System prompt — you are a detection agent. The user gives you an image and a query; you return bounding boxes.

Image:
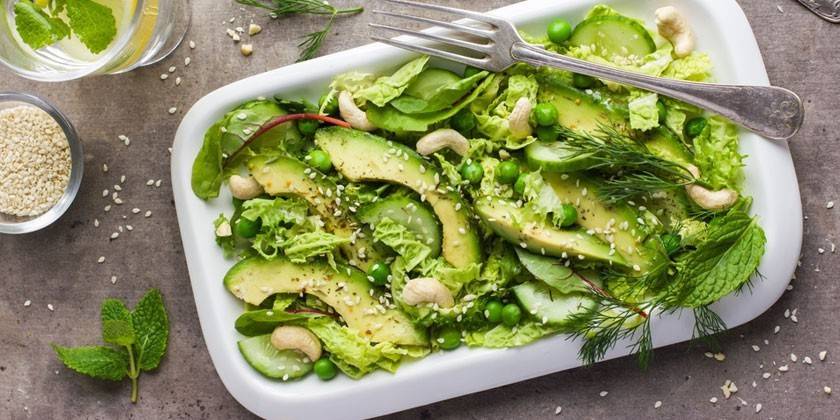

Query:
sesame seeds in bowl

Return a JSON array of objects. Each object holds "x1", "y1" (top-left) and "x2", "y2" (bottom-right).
[{"x1": 0, "y1": 93, "x2": 83, "y2": 234}]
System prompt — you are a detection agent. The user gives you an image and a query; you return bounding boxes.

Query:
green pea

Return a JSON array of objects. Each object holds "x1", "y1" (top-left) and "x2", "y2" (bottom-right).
[
  {"x1": 307, "y1": 149, "x2": 332, "y2": 173},
  {"x1": 464, "y1": 66, "x2": 483, "y2": 78},
  {"x1": 661, "y1": 233, "x2": 682, "y2": 256},
  {"x1": 547, "y1": 19, "x2": 573, "y2": 43},
  {"x1": 313, "y1": 357, "x2": 338, "y2": 381},
  {"x1": 298, "y1": 119, "x2": 320, "y2": 136},
  {"x1": 451, "y1": 108, "x2": 476, "y2": 134},
  {"x1": 536, "y1": 125, "x2": 560, "y2": 142},
  {"x1": 234, "y1": 216, "x2": 261, "y2": 238},
  {"x1": 367, "y1": 261, "x2": 391, "y2": 286},
  {"x1": 501, "y1": 303, "x2": 522, "y2": 327},
  {"x1": 572, "y1": 73, "x2": 595, "y2": 89},
  {"x1": 319, "y1": 93, "x2": 338, "y2": 115},
  {"x1": 460, "y1": 161, "x2": 484, "y2": 185},
  {"x1": 532, "y1": 103, "x2": 559, "y2": 127},
  {"x1": 685, "y1": 117, "x2": 708, "y2": 138},
  {"x1": 558, "y1": 204, "x2": 578, "y2": 228},
  {"x1": 437, "y1": 326, "x2": 462, "y2": 350},
  {"x1": 513, "y1": 174, "x2": 528, "y2": 195},
  {"x1": 495, "y1": 161, "x2": 519, "y2": 185},
  {"x1": 656, "y1": 100, "x2": 667, "y2": 123},
  {"x1": 484, "y1": 299, "x2": 504, "y2": 323}
]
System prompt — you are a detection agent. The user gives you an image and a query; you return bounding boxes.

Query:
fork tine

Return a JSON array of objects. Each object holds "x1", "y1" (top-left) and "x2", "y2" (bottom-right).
[
  {"x1": 373, "y1": 10, "x2": 495, "y2": 39},
  {"x1": 369, "y1": 23, "x2": 492, "y2": 54},
  {"x1": 384, "y1": 0, "x2": 505, "y2": 26},
  {"x1": 371, "y1": 36, "x2": 490, "y2": 70}
]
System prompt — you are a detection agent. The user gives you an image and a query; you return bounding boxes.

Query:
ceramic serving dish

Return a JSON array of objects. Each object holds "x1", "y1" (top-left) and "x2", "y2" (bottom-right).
[{"x1": 171, "y1": 1, "x2": 802, "y2": 418}]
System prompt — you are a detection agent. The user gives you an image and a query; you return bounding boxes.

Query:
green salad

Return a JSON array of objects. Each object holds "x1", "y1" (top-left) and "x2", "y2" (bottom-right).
[{"x1": 190, "y1": 5, "x2": 765, "y2": 382}]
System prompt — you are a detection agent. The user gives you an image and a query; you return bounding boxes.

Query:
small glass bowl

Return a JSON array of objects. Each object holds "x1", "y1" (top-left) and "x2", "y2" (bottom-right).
[{"x1": 0, "y1": 93, "x2": 83, "y2": 234}]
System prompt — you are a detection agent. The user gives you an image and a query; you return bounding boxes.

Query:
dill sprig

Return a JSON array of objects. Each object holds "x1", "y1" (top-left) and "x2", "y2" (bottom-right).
[
  {"x1": 565, "y1": 298, "x2": 654, "y2": 368},
  {"x1": 554, "y1": 125, "x2": 696, "y2": 203},
  {"x1": 236, "y1": 0, "x2": 364, "y2": 61}
]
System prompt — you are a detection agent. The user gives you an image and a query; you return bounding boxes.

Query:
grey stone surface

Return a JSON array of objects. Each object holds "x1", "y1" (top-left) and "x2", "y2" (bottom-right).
[{"x1": 1, "y1": 1, "x2": 838, "y2": 419}]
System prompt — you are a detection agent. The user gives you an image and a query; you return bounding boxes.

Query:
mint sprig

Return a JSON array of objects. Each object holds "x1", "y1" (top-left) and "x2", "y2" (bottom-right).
[
  {"x1": 14, "y1": 0, "x2": 117, "y2": 54},
  {"x1": 53, "y1": 289, "x2": 169, "y2": 403}
]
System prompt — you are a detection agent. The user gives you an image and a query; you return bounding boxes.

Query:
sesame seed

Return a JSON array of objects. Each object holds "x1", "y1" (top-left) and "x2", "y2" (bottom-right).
[
  {"x1": 819, "y1": 351, "x2": 828, "y2": 361},
  {"x1": 654, "y1": 401, "x2": 662, "y2": 409},
  {"x1": 175, "y1": 77, "x2": 182, "y2": 86},
  {"x1": 131, "y1": 208, "x2": 140, "y2": 214},
  {"x1": 160, "y1": 73, "x2": 169, "y2": 80},
  {"x1": 599, "y1": 391, "x2": 608, "y2": 397},
  {"x1": 778, "y1": 365, "x2": 789, "y2": 372},
  {"x1": 185, "y1": 57, "x2": 191, "y2": 66},
  {"x1": 189, "y1": 40, "x2": 196, "y2": 49},
  {"x1": 827, "y1": 201, "x2": 834, "y2": 209},
  {"x1": 755, "y1": 403, "x2": 762, "y2": 413},
  {"x1": 97, "y1": 256, "x2": 105, "y2": 263},
  {"x1": 803, "y1": 356, "x2": 812, "y2": 364},
  {"x1": 554, "y1": 406, "x2": 562, "y2": 415},
  {"x1": 709, "y1": 397, "x2": 718, "y2": 404},
  {"x1": 155, "y1": 179, "x2": 162, "y2": 187},
  {"x1": 790, "y1": 353, "x2": 798, "y2": 362},
  {"x1": 102, "y1": 163, "x2": 109, "y2": 172},
  {"x1": 168, "y1": 107, "x2": 177, "y2": 115},
  {"x1": 144, "y1": 210, "x2": 152, "y2": 218},
  {"x1": 714, "y1": 353, "x2": 726, "y2": 362},
  {"x1": 762, "y1": 372, "x2": 771, "y2": 379},
  {"x1": 146, "y1": 179, "x2": 154, "y2": 186},
  {"x1": 824, "y1": 386, "x2": 832, "y2": 395},
  {"x1": 24, "y1": 299, "x2": 31, "y2": 307},
  {"x1": 110, "y1": 232, "x2": 119, "y2": 239},
  {"x1": 47, "y1": 304, "x2": 54, "y2": 311},
  {"x1": 113, "y1": 184, "x2": 122, "y2": 191},
  {"x1": 752, "y1": 345, "x2": 760, "y2": 352},
  {"x1": 104, "y1": 205, "x2": 111, "y2": 212}
]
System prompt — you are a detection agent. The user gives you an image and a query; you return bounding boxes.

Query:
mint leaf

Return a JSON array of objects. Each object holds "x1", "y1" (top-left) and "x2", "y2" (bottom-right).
[
  {"x1": 131, "y1": 289, "x2": 169, "y2": 371},
  {"x1": 14, "y1": 0, "x2": 70, "y2": 50},
  {"x1": 65, "y1": 0, "x2": 116, "y2": 54},
  {"x1": 671, "y1": 206, "x2": 766, "y2": 308},
  {"x1": 52, "y1": 345, "x2": 128, "y2": 381},
  {"x1": 101, "y1": 299, "x2": 135, "y2": 346}
]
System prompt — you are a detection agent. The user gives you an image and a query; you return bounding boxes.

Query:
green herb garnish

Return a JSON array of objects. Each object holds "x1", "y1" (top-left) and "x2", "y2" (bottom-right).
[
  {"x1": 14, "y1": 0, "x2": 117, "y2": 54},
  {"x1": 52, "y1": 289, "x2": 169, "y2": 403},
  {"x1": 236, "y1": 0, "x2": 364, "y2": 61}
]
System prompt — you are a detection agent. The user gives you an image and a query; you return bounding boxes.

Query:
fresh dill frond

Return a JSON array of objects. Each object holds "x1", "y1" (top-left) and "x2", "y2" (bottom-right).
[
  {"x1": 554, "y1": 125, "x2": 695, "y2": 203},
  {"x1": 692, "y1": 305, "x2": 727, "y2": 349},
  {"x1": 236, "y1": 0, "x2": 364, "y2": 61},
  {"x1": 297, "y1": 15, "x2": 334, "y2": 62},
  {"x1": 565, "y1": 296, "x2": 652, "y2": 367}
]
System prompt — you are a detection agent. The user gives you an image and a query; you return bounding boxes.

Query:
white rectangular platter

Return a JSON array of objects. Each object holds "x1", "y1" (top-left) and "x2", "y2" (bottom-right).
[{"x1": 171, "y1": 0, "x2": 803, "y2": 418}]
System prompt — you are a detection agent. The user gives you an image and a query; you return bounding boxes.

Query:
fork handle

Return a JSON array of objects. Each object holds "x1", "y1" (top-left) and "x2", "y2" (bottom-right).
[{"x1": 510, "y1": 42, "x2": 803, "y2": 140}]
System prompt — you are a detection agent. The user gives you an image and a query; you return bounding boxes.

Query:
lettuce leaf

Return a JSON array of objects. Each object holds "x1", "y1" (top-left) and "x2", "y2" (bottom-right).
[
  {"x1": 628, "y1": 92, "x2": 660, "y2": 131},
  {"x1": 355, "y1": 56, "x2": 430, "y2": 107},
  {"x1": 307, "y1": 318, "x2": 423, "y2": 379},
  {"x1": 663, "y1": 52, "x2": 713, "y2": 82},
  {"x1": 464, "y1": 320, "x2": 559, "y2": 348},
  {"x1": 372, "y1": 217, "x2": 431, "y2": 271},
  {"x1": 241, "y1": 197, "x2": 308, "y2": 227},
  {"x1": 693, "y1": 117, "x2": 743, "y2": 189},
  {"x1": 282, "y1": 231, "x2": 348, "y2": 264},
  {"x1": 466, "y1": 239, "x2": 521, "y2": 296}
]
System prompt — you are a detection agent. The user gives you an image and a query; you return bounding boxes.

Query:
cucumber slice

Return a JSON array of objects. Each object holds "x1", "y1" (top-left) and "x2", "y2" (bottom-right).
[
  {"x1": 238, "y1": 335, "x2": 313, "y2": 380},
  {"x1": 357, "y1": 195, "x2": 443, "y2": 258},
  {"x1": 513, "y1": 281, "x2": 597, "y2": 325},
  {"x1": 525, "y1": 140, "x2": 597, "y2": 173},
  {"x1": 570, "y1": 15, "x2": 656, "y2": 58}
]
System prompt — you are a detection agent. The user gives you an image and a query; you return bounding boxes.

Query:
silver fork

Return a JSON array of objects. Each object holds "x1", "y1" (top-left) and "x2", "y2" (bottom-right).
[{"x1": 370, "y1": 0, "x2": 804, "y2": 141}]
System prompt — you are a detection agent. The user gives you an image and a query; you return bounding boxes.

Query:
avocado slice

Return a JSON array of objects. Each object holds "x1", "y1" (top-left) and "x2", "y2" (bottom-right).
[
  {"x1": 357, "y1": 195, "x2": 442, "y2": 258},
  {"x1": 224, "y1": 257, "x2": 428, "y2": 346},
  {"x1": 474, "y1": 198, "x2": 626, "y2": 267},
  {"x1": 248, "y1": 155, "x2": 386, "y2": 271},
  {"x1": 526, "y1": 84, "x2": 627, "y2": 172},
  {"x1": 315, "y1": 127, "x2": 481, "y2": 268},
  {"x1": 542, "y1": 173, "x2": 668, "y2": 273},
  {"x1": 643, "y1": 127, "x2": 693, "y2": 166}
]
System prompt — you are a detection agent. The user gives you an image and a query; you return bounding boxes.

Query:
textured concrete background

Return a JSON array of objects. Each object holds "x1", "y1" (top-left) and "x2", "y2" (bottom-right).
[{"x1": 1, "y1": 1, "x2": 838, "y2": 419}]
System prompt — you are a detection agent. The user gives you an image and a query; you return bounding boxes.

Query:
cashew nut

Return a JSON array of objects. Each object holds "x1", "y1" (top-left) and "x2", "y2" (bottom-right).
[
  {"x1": 270, "y1": 325, "x2": 322, "y2": 362},
  {"x1": 655, "y1": 6, "x2": 695, "y2": 58},
  {"x1": 338, "y1": 91, "x2": 376, "y2": 132},
  {"x1": 685, "y1": 164, "x2": 738, "y2": 211},
  {"x1": 228, "y1": 174, "x2": 264, "y2": 200},
  {"x1": 402, "y1": 277, "x2": 455, "y2": 308},
  {"x1": 415, "y1": 128, "x2": 469, "y2": 156},
  {"x1": 508, "y1": 97, "x2": 533, "y2": 139}
]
